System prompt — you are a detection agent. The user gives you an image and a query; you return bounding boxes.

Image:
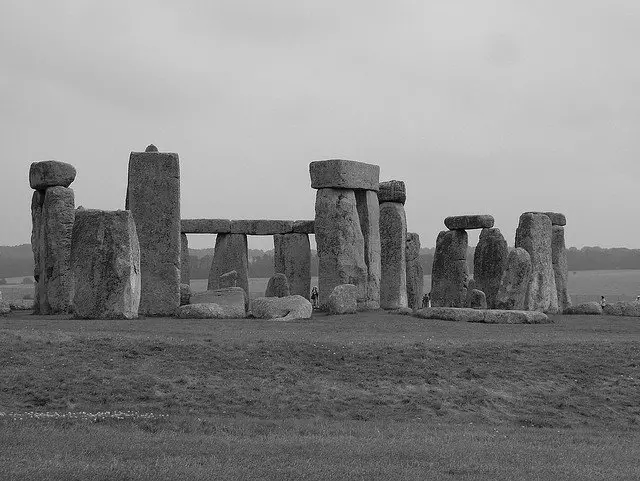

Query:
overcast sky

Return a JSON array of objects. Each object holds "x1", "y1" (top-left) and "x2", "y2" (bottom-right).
[{"x1": 1, "y1": 1, "x2": 639, "y2": 251}]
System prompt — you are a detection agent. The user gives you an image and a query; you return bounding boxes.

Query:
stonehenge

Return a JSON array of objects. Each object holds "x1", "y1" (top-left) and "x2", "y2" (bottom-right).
[
  {"x1": 208, "y1": 233, "x2": 250, "y2": 308},
  {"x1": 431, "y1": 229, "x2": 469, "y2": 307},
  {"x1": 274, "y1": 233, "x2": 311, "y2": 299},
  {"x1": 379, "y1": 181, "x2": 408, "y2": 309},
  {"x1": 474, "y1": 228, "x2": 508, "y2": 309},
  {"x1": 405, "y1": 232, "x2": 424, "y2": 310}
]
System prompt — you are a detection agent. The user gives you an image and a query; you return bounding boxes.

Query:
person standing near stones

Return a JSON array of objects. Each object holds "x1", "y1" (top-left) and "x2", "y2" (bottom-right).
[
  {"x1": 311, "y1": 286, "x2": 319, "y2": 309},
  {"x1": 422, "y1": 292, "x2": 431, "y2": 308},
  {"x1": 600, "y1": 296, "x2": 607, "y2": 307}
]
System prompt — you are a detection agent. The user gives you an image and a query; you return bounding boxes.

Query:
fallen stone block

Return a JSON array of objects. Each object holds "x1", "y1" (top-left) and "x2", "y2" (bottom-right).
[
  {"x1": 444, "y1": 215, "x2": 494, "y2": 231},
  {"x1": 413, "y1": 307, "x2": 551, "y2": 324},
  {"x1": 177, "y1": 303, "x2": 231, "y2": 319},
  {"x1": 310, "y1": 159, "x2": 380, "y2": 191},
  {"x1": 190, "y1": 287, "x2": 246, "y2": 318},
  {"x1": 9, "y1": 299, "x2": 35, "y2": 311},
  {"x1": 230, "y1": 219, "x2": 294, "y2": 235},
  {"x1": 327, "y1": 284, "x2": 358, "y2": 314},
  {"x1": 414, "y1": 307, "x2": 485, "y2": 323},
  {"x1": 603, "y1": 301, "x2": 640, "y2": 317},
  {"x1": 29, "y1": 160, "x2": 76, "y2": 190},
  {"x1": 265, "y1": 273, "x2": 290, "y2": 298},
  {"x1": 250, "y1": 295, "x2": 312, "y2": 320},
  {"x1": 564, "y1": 302, "x2": 602, "y2": 315},
  {"x1": 180, "y1": 219, "x2": 231, "y2": 234},
  {"x1": 378, "y1": 180, "x2": 406, "y2": 204},
  {"x1": 482, "y1": 310, "x2": 551, "y2": 324}
]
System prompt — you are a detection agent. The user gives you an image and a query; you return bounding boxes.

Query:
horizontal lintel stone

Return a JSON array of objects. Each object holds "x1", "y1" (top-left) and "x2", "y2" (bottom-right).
[
  {"x1": 181, "y1": 219, "x2": 231, "y2": 234},
  {"x1": 444, "y1": 214, "x2": 494, "y2": 231},
  {"x1": 378, "y1": 180, "x2": 406, "y2": 204},
  {"x1": 309, "y1": 159, "x2": 379, "y2": 191}
]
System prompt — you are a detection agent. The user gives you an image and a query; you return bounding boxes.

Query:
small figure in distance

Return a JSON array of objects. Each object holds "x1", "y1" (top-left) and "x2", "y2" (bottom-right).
[
  {"x1": 311, "y1": 286, "x2": 319, "y2": 309},
  {"x1": 422, "y1": 292, "x2": 431, "y2": 309},
  {"x1": 600, "y1": 296, "x2": 607, "y2": 307},
  {"x1": 636, "y1": 295, "x2": 640, "y2": 302}
]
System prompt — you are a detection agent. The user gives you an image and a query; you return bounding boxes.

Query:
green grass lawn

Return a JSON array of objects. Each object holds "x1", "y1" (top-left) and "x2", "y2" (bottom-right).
[{"x1": 1, "y1": 312, "x2": 640, "y2": 480}]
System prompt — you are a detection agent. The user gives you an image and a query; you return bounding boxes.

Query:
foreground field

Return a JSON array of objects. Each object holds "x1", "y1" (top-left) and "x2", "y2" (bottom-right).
[{"x1": 1, "y1": 312, "x2": 640, "y2": 479}]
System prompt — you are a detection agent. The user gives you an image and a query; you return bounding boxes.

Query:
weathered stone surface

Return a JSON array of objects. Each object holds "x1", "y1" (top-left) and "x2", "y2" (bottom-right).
[
  {"x1": 29, "y1": 161, "x2": 76, "y2": 190},
  {"x1": 8, "y1": 299, "x2": 35, "y2": 311},
  {"x1": 180, "y1": 233, "x2": 190, "y2": 284},
  {"x1": 327, "y1": 284, "x2": 358, "y2": 314},
  {"x1": 431, "y1": 230, "x2": 468, "y2": 308},
  {"x1": 465, "y1": 289, "x2": 487, "y2": 309},
  {"x1": 380, "y1": 202, "x2": 408, "y2": 309},
  {"x1": 0, "y1": 303, "x2": 10, "y2": 316},
  {"x1": 355, "y1": 190, "x2": 381, "y2": 309},
  {"x1": 515, "y1": 212, "x2": 558, "y2": 313},
  {"x1": 310, "y1": 159, "x2": 379, "y2": 191},
  {"x1": 265, "y1": 273, "x2": 290, "y2": 298},
  {"x1": 315, "y1": 188, "x2": 368, "y2": 309},
  {"x1": 565, "y1": 302, "x2": 602, "y2": 315},
  {"x1": 414, "y1": 307, "x2": 550, "y2": 323},
  {"x1": 177, "y1": 303, "x2": 229, "y2": 319},
  {"x1": 551, "y1": 226, "x2": 571, "y2": 312},
  {"x1": 40, "y1": 186, "x2": 75, "y2": 314},
  {"x1": 405, "y1": 232, "x2": 424, "y2": 310},
  {"x1": 180, "y1": 283, "x2": 191, "y2": 306},
  {"x1": 219, "y1": 270, "x2": 237, "y2": 288},
  {"x1": 274, "y1": 234, "x2": 311, "y2": 299},
  {"x1": 444, "y1": 215, "x2": 494, "y2": 231},
  {"x1": 292, "y1": 220, "x2": 315, "y2": 234},
  {"x1": 474, "y1": 228, "x2": 508, "y2": 309},
  {"x1": 70, "y1": 209, "x2": 141, "y2": 320},
  {"x1": 377, "y1": 180, "x2": 406, "y2": 204},
  {"x1": 181, "y1": 219, "x2": 231, "y2": 234},
  {"x1": 190, "y1": 287, "x2": 246, "y2": 318},
  {"x1": 208, "y1": 234, "x2": 249, "y2": 308},
  {"x1": 231, "y1": 219, "x2": 294, "y2": 235},
  {"x1": 145, "y1": 144, "x2": 158, "y2": 152},
  {"x1": 31, "y1": 191, "x2": 44, "y2": 314},
  {"x1": 414, "y1": 307, "x2": 484, "y2": 322},
  {"x1": 495, "y1": 248, "x2": 532, "y2": 310},
  {"x1": 250, "y1": 295, "x2": 312, "y2": 320},
  {"x1": 544, "y1": 212, "x2": 567, "y2": 226},
  {"x1": 126, "y1": 150, "x2": 180, "y2": 316},
  {"x1": 603, "y1": 301, "x2": 640, "y2": 317},
  {"x1": 482, "y1": 310, "x2": 551, "y2": 324}
]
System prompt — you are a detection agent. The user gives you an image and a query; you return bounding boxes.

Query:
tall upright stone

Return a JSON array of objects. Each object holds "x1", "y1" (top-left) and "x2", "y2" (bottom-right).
[
  {"x1": 70, "y1": 209, "x2": 141, "y2": 319},
  {"x1": 551, "y1": 225, "x2": 571, "y2": 312},
  {"x1": 180, "y1": 233, "x2": 190, "y2": 285},
  {"x1": 380, "y1": 201, "x2": 408, "y2": 309},
  {"x1": 31, "y1": 191, "x2": 44, "y2": 314},
  {"x1": 208, "y1": 233, "x2": 249, "y2": 308},
  {"x1": 274, "y1": 233, "x2": 311, "y2": 299},
  {"x1": 126, "y1": 146, "x2": 180, "y2": 316},
  {"x1": 474, "y1": 228, "x2": 508, "y2": 309},
  {"x1": 431, "y1": 229, "x2": 468, "y2": 308},
  {"x1": 355, "y1": 190, "x2": 381, "y2": 309},
  {"x1": 495, "y1": 247, "x2": 532, "y2": 310},
  {"x1": 515, "y1": 212, "x2": 558, "y2": 313},
  {"x1": 406, "y1": 232, "x2": 424, "y2": 310}
]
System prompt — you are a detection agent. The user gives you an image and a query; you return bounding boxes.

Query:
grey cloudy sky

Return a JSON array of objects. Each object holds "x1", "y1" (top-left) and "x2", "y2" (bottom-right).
[{"x1": 1, "y1": 0, "x2": 639, "y2": 250}]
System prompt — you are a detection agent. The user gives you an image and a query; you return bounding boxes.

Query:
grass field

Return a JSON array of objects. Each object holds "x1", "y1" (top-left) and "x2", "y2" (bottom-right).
[{"x1": 1, "y1": 312, "x2": 640, "y2": 479}]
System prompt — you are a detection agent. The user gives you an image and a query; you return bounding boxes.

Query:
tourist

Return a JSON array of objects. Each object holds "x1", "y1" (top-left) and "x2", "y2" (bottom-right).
[
  {"x1": 600, "y1": 296, "x2": 607, "y2": 307},
  {"x1": 311, "y1": 286, "x2": 319, "y2": 308}
]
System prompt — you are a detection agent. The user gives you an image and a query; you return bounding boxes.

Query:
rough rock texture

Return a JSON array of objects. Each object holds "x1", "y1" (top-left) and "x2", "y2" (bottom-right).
[
  {"x1": 177, "y1": 302, "x2": 245, "y2": 319},
  {"x1": 414, "y1": 307, "x2": 550, "y2": 324},
  {"x1": 414, "y1": 307, "x2": 484, "y2": 322},
  {"x1": 355, "y1": 190, "x2": 381, "y2": 309},
  {"x1": 551, "y1": 226, "x2": 571, "y2": 312},
  {"x1": 377, "y1": 180, "x2": 406, "y2": 204},
  {"x1": 564, "y1": 302, "x2": 603, "y2": 315},
  {"x1": 474, "y1": 228, "x2": 508, "y2": 308},
  {"x1": 180, "y1": 283, "x2": 191, "y2": 306},
  {"x1": 515, "y1": 212, "x2": 558, "y2": 313},
  {"x1": 483, "y1": 310, "x2": 551, "y2": 324},
  {"x1": 274, "y1": 234, "x2": 311, "y2": 299},
  {"x1": 190, "y1": 287, "x2": 246, "y2": 318},
  {"x1": 380, "y1": 202, "x2": 408, "y2": 309},
  {"x1": 250, "y1": 295, "x2": 313, "y2": 321},
  {"x1": 603, "y1": 302, "x2": 640, "y2": 317},
  {"x1": 327, "y1": 284, "x2": 358, "y2": 314},
  {"x1": 8, "y1": 300, "x2": 35, "y2": 311},
  {"x1": 431, "y1": 230, "x2": 468, "y2": 308},
  {"x1": 310, "y1": 159, "x2": 380, "y2": 191},
  {"x1": 292, "y1": 220, "x2": 315, "y2": 234},
  {"x1": 180, "y1": 233, "x2": 190, "y2": 284},
  {"x1": 29, "y1": 161, "x2": 76, "y2": 190},
  {"x1": 0, "y1": 303, "x2": 10, "y2": 316},
  {"x1": 465, "y1": 289, "x2": 487, "y2": 309},
  {"x1": 40, "y1": 186, "x2": 75, "y2": 314},
  {"x1": 495, "y1": 248, "x2": 532, "y2": 310},
  {"x1": 315, "y1": 188, "x2": 368, "y2": 309},
  {"x1": 126, "y1": 149, "x2": 180, "y2": 316},
  {"x1": 70, "y1": 209, "x2": 141, "y2": 319},
  {"x1": 544, "y1": 212, "x2": 567, "y2": 226},
  {"x1": 219, "y1": 270, "x2": 238, "y2": 288},
  {"x1": 231, "y1": 220, "x2": 294, "y2": 235},
  {"x1": 405, "y1": 232, "x2": 424, "y2": 310},
  {"x1": 181, "y1": 219, "x2": 231, "y2": 234},
  {"x1": 30, "y1": 191, "x2": 44, "y2": 314},
  {"x1": 444, "y1": 215, "x2": 494, "y2": 231},
  {"x1": 208, "y1": 234, "x2": 249, "y2": 308},
  {"x1": 265, "y1": 273, "x2": 290, "y2": 298}
]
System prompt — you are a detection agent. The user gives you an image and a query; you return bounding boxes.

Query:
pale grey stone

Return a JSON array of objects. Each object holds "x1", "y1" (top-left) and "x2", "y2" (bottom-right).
[
  {"x1": 8, "y1": 300, "x2": 35, "y2": 311},
  {"x1": 405, "y1": 232, "x2": 424, "y2": 310},
  {"x1": 177, "y1": 303, "x2": 227, "y2": 319},
  {"x1": 180, "y1": 233, "x2": 190, "y2": 284},
  {"x1": 431, "y1": 230, "x2": 468, "y2": 308},
  {"x1": 551, "y1": 226, "x2": 571, "y2": 312},
  {"x1": 377, "y1": 180, "x2": 406, "y2": 204},
  {"x1": 250, "y1": 295, "x2": 313, "y2": 320},
  {"x1": 126, "y1": 150, "x2": 180, "y2": 316},
  {"x1": 355, "y1": 190, "x2": 381, "y2": 309},
  {"x1": 309, "y1": 159, "x2": 379, "y2": 191},
  {"x1": 180, "y1": 283, "x2": 191, "y2": 306},
  {"x1": 565, "y1": 302, "x2": 602, "y2": 315},
  {"x1": 544, "y1": 212, "x2": 567, "y2": 226},
  {"x1": 181, "y1": 219, "x2": 231, "y2": 234},
  {"x1": 414, "y1": 307, "x2": 550, "y2": 323},
  {"x1": 70, "y1": 209, "x2": 141, "y2": 319},
  {"x1": 444, "y1": 215, "x2": 494, "y2": 230},
  {"x1": 208, "y1": 234, "x2": 249, "y2": 308},
  {"x1": 474, "y1": 228, "x2": 508, "y2": 309},
  {"x1": 465, "y1": 289, "x2": 487, "y2": 309},
  {"x1": 515, "y1": 212, "x2": 558, "y2": 313},
  {"x1": 274, "y1": 234, "x2": 311, "y2": 299},
  {"x1": 29, "y1": 161, "x2": 76, "y2": 190},
  {"x1": 265, "y1": 273, "x2": 290, "y2": 297},
  {"x1": 292, "y1": 220, "x2": 315, "y2": 234},
  {"x1": 414, "y1": 307, "x2": 485, "y2": 322},
  {"x1": 603, "y1": 301, "x2": 640, "y2": 317},
  {"x1": 190, "y1": 287, "x2": 246, "y2": 318},
  {"x1": 219, "y1": 270, "x2": 238, "y2": 288},
  {"x1": 482, "y1": 310, "x2": 551, "y2": 324},
  {"x1": 230, "y1": 219, "x2": 294, "y2": 235},
  {"x1": 380, "y1": 202, "x2": 408, "y2": 309},
  {"x1": 495, "y1": 248, "x2": 532, "y2": 310},
  {"x1": 31, "y1": 191, "x2": 44, "y2": 314},
  {"x1": 327, "y1": 284, "x2": 358, "y2": 314}
]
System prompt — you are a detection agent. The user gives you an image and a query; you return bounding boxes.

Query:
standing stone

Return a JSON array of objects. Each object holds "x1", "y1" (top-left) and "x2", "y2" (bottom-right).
[
  {"x1": 265, "y1": 273, "x2": 290, "y2": 298},
  {"x1": 315, "y1": 188, "x2": 368, "y2": 309},
  {"x1": 474, "y1": 228, "x2": 508, "y2": 309},
  {"x1": 219, "y1": 270, "x2": 238, "y2": 288},
  {"x1": 552, "y1": 225, "x2": 571, "y2": 312},
  {"x1": 180, "y1": 233, "x2": 190, "y2": 285},
  {"x1": 380, "y1": 202, "x2": 408, "y2": 309},
  {"x1": 274, "y1": 233, "x2": 311, "y2": 300},
  {"x1": 377, "y1": 180, "x2": 406, "y2": 204},
  {"x1": 465, "y1": 289, "x2": 487, "y2": 309},
  {"x1": 495, "y1": 248, "x2": 532, "y2": 310},
  {"x1": 431, "y1": 230, "x2": 468, "y2": 308},
  {"x1": 208, "y1": 234, "x2": 249, "y2": 308},
  {"x1": 70, "y1": 209, "x2": 141, "y2": 319},
  {"x1": 31, "y1": 191, "x2": 44, "y2": 314},
  {"x1": 355, "y1": 190, "x2": 381, "y2": 309},
  {"x1": 126, "y1": 148, "x2": 180, "y2": 316},
  {"x1": 515, "y1": 213, "x2": 558, "y2": 313},
  {"x1": 327, "y1": 284, "x2": 358, "y2": 314},
  {"x1": 405, "y1": 232, "x2": 424, "y2": 310},
  {"x1": 40, "y1": 186, "x2": 75, "y2": 314}
]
